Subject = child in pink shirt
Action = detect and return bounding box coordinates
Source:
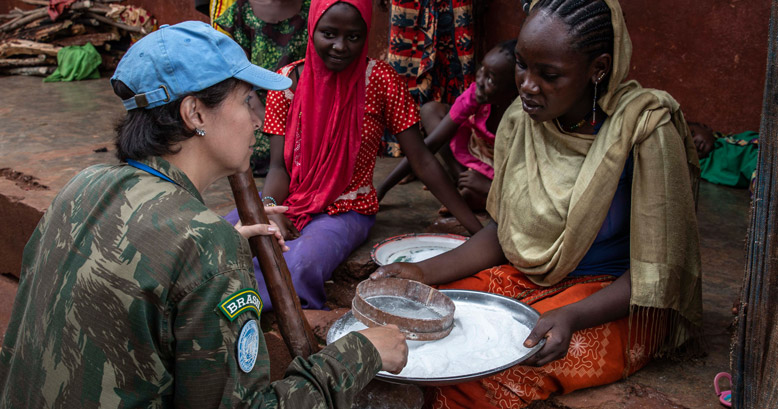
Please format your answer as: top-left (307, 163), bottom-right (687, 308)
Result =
top-left (377, 40), bottom-right (519, 210)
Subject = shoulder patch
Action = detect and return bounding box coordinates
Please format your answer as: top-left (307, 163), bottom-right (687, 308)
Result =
top-left (219, 288), bottom-right (263, 321)
top-left (237, 319), bottom-right (259, 373)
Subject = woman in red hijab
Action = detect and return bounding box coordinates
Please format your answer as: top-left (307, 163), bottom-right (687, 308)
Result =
top-left (225, 0), bottom-right (482, 311)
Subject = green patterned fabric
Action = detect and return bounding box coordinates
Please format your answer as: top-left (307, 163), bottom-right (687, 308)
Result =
top-left (700, 131), bottom-right (759, 189)
top-left (0, 156), bottom-right (381, 408)
top-left (214, 0), bottom-right (310, 170)
top-left (214, 0), bottom-right (310, 73)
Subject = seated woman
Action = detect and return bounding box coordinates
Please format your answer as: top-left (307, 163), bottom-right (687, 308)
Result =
top-left (225, 0), bottom-right (482, 311)
top-left (373, 0), bottom-right (703, 407)
top-left (377, 40), bottom-right (520, 211)
top-left (212, 0), bottom-right (311, 175)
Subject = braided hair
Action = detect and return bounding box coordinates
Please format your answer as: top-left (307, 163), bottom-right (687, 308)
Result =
top-left (524, 0), bottom-right (613, 62)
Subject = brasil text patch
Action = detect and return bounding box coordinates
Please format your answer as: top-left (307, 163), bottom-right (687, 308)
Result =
top-left (219, 288), bottom-right (262, 321)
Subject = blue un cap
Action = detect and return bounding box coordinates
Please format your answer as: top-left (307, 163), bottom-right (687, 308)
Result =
top-left (111, 21), bottom-right (291, 110)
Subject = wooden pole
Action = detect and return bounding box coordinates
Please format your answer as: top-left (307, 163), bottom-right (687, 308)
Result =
top-left (732, 0), bottom-right (778, 407)
top-left (0, 7), bottom-right (46, 32)
top-left (228, 170), bottom-right (320, 358)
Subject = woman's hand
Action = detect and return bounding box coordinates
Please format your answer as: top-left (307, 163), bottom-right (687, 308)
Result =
top-left (268, 213), bottom-right (300, 241)
top-left (234, 206), bottom-right (290, 251)
top-left (521, 271), bottom-right (632, 367)
top-left (521, 307), bottom-right (578, 367)
top-left (357, 325), bottom-right (408, 374)
top-left (370, 262), bottom-right (425, 283)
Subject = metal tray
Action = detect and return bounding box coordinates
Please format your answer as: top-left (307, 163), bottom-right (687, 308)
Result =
top-left (327, 289), bottom-right (544, 386)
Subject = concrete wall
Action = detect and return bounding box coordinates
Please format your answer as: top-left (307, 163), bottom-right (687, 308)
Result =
top-left (2, 0), bottom-right (770, 132)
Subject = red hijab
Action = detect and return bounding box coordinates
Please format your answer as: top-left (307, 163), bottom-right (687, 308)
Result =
top-left (283, 0), bottom-right (373, 230)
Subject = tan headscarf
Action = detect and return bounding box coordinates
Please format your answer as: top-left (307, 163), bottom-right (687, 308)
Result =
top-left (487, 0), bottom-right (703, 343)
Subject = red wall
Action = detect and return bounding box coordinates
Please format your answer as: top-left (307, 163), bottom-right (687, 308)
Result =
top-left (2, 0), bottom-right (206, 27)
top-left (480, 0), bottom-right (770, 134)
top-left (3, 0), bottom-right (770, 133)
top-left (127, 0), bottom-right (208, 24)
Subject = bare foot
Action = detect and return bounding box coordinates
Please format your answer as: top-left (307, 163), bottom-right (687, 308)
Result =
top-left (398, 173), bottom-right (417, 185)
top-left (458, 170), bottom-right (491, 210)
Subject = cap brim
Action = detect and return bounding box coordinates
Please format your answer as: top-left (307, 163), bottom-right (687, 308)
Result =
top-left (233, 63), bottom-right (291, 91)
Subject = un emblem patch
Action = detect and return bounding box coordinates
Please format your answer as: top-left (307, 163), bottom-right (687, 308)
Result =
top-left (237, 319), bottom-right (259, 373)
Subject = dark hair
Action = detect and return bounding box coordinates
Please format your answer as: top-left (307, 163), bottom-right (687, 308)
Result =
top-left (112, 78), bottom-right (241, 161)
top-left (530, 0), bottom-right (614, 61)
top-left (496, 39), bottom-right (518, 64)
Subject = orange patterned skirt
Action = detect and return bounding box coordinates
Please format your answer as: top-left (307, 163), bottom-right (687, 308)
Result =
top-left (428, 265), bottom-right (657, 409)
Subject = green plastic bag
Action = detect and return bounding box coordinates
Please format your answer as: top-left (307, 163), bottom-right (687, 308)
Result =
top-left (44, 42), bottom-right (101, 82)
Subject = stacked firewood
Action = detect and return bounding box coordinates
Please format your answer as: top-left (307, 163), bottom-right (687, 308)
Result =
top-left (0, 0), bottom-right (151, 76)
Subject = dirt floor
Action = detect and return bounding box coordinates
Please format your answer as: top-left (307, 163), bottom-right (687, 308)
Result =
top-left (0, 75), bottom-right (750, 408)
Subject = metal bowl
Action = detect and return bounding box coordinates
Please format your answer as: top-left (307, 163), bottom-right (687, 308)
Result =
top-left (328, 289), bottom-right (544, 386)
top-left (371, 233), bottom-right (467, 266)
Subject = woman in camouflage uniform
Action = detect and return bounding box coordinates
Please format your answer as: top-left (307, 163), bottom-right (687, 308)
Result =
top-left (0, 21), bottom-right (407, 409)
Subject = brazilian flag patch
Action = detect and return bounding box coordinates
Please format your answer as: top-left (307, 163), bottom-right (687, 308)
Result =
top-left (219, 288), bottom-right (263, 321)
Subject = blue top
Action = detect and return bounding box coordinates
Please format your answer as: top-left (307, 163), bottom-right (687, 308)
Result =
top-left (568, 152), bottom-right (633, 277)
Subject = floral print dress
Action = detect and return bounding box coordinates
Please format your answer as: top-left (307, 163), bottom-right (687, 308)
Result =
top-left (214, 0), bottom-right (311, 174)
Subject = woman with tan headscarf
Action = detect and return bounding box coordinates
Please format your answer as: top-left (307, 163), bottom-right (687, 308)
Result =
top-left (373, 0), bottom-right (702, 407)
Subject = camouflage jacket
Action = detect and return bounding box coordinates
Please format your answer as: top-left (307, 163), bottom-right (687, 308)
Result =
top-left (0, 157), bottom-right (381, 408)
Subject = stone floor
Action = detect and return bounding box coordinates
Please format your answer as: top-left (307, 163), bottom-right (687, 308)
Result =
top-left (0, 74), bottom-right (751, 408)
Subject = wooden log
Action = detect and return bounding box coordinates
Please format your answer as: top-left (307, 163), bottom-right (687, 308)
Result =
top-left (1, 8), bottom-right (40, 19)
top-left (53, 30), bottom-right (119, 47)
top-left (25, 19), bottom-right (73, 42)
top-left (84, 12), bottom-right (145, 34)
top-left (17, 1), bottom-right (111, 15)
top-left (228, 170), bottom-right (320, 359)
top-left (0, 8), bottom-right (47, 32)
top-left (0, 39), bottom-right (61, 58)
top-left (0, 55), bottom-right (49, 67)
top-left (68, 23), bottom-right (86, 36)
top-left (0, 65), bottom-right (55, 76)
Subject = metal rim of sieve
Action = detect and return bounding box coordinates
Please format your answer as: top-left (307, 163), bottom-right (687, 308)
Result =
top-left (352, 278), bottom-right (455, 341)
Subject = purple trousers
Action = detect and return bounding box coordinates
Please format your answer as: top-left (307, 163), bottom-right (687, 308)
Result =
top-left (224, 208), bottom-right (375, 310)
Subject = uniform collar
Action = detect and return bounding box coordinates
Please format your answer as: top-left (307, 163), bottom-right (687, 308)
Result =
top-left (133, 156), bottom-right (205, 204)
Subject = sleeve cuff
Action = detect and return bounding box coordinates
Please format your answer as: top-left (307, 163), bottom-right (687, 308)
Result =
top-left (322, 332), bottom-right (383, 379)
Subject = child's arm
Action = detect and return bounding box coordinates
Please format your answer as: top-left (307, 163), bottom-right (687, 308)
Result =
top-left (397, 124), bottom-right (483, 234)
top-left (377, 115), bottom-right (460, 201)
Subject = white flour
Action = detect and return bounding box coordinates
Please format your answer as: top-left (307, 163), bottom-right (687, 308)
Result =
top-left (331, 301), bottom-right (533, 378)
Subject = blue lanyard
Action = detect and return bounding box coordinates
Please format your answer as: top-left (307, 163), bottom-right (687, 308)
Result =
top-left (126, 159), bottom-right (177, 185)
